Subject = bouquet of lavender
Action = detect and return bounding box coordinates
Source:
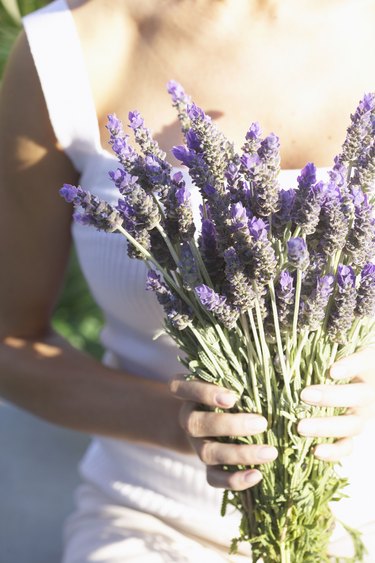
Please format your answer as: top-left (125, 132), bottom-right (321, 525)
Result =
top-left (60, 85), bottom-right (375, 562)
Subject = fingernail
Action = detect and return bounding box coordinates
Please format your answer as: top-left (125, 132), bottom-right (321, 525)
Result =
top-left (258, 446), bottom-right (278, 461)
top-left (215, 392), bottom-right (237, 408)
top-left (300, 388), bottom-right (323, 404)
top-left (244, 470), bottom-right (262, 485)
top-left (249, 416), bottom-right (268, 433)
top-left (298, 419), bottom-right (314, 436)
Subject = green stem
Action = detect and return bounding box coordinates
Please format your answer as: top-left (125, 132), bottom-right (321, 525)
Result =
top-left (189, 238), bottom-right (213, 287)
top-left (268, 280), bottom-right (293, 402)
top-left (253, 285), bottom-right (273, 421)
top-left (189, 325), bottom-right (227, 380)
top-left (155, 223), bottom-right (180, 268)
top-left (240, 314), bottom-right (262, 413)
top-left (292, 269), bottom-right (302, 347)
top-left (248, 309), bottom-right (263, 363)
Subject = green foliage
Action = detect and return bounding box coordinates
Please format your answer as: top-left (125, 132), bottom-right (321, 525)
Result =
top-left (0, 0), bottom-right (105, 358)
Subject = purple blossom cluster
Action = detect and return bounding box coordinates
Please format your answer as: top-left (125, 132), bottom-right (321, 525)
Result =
top-left (60, 86), bottom-right (375, 345)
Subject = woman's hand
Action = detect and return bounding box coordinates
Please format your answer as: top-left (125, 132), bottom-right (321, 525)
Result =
top-left (298, 347), bottom-right (375, 462)
top-left (170, 376), bottom-right (278, 491)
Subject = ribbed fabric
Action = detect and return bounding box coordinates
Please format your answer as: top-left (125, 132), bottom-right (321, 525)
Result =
top-left (23, 1), bottom-right (374, 555)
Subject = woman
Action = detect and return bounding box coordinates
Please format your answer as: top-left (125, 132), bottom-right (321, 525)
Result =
top-left (0, 0), bottom-right (374, 561)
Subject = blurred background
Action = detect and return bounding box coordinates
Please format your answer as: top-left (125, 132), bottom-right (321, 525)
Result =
top-left (0, 1), bottom-right (104, 561)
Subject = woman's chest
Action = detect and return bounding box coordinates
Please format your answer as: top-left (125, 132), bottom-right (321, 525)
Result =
top-left (80, 1), bottom-right (375, 168)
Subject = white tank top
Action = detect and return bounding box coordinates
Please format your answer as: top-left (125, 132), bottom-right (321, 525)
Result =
top-left (23, 0), bottom-right (374, 548)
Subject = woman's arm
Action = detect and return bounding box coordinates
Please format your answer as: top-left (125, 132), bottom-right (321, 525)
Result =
top-left (0, 32), bottom-right (189, 454)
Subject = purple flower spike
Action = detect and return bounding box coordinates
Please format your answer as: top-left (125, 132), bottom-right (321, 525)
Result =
top-left (359, 93), bottom-right (375, 114)
top-left (361, 263), bottom-right (375, 279)
top-left (145, 269), bottom-right (162, 291)
top-left (249, 217), bottom-right (268, 241)
top-left (106, 113), bottom-right (122, 136)
top-left (241, 153), bottom-right (260, 170)
top-left (356, 263), bottom-right (375, 318)
top-left (328, 265), bottom-right (357, 343)
top-left (230, 202), bottom-right (248, 230)
top-left (203, 183), bottom-right (216, 196)
top-left (297, 163), bottom-right (317, 189)
top-left (279, 270), bottom-right (294, 295)
top-left (276, 270), bottom-right (295, 329)
top-left (186, 129), bottom-right (201, 152)
top-left (195, 284), bottom-right (226, 311)
top-left (128, 110), bottom-right (144, 130)
top-left (167, 80), bottom-right (188, 104)
top-left (318, 275), bottom-right (335, 299)
top-left (258, 133), bottom-right (280, 159)
top-left (195, 284), bottom-right (239, 328)
top-left (60, 183), bottom-right (79, 203)
top-left (172, 145), bottom-right (195, 166)
top-left (337, 264), bottom-right (356, 290)
top-left (175, 184), bottom-right (191, 205)
top-left (187, 103), bottom-right (206, 121)
top-left (246, 122), bottom-right (262, 142)
top-left (287, 238), bottom-right (309, 270)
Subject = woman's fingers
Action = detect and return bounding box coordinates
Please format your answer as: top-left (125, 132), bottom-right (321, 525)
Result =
top-left (170, 376), bottom-right (238, 408)
top-left (330, 347), bottom-right (375, 381)
top-left (298, 414), bottom-right (364, 438)
top-left (314, 438), bottom-right (353, 462)
top-left (300, 383), bottom-right (375, 409)
top-left (179, 401), bottom-right (267, 438)
top-left (206, 466), bottom-right (263, 490)
top-left (194, 438), bottom-right (278, 466)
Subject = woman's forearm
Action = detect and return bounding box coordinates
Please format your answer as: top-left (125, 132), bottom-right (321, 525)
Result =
top-left (0, 330), bottom-right (191, 453)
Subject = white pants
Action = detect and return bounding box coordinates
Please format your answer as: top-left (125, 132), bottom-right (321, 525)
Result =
top-left (62, 482), bottom-right (375, 563)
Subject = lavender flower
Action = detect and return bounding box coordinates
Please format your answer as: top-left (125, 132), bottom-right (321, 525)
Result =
top-left (297, 162), bottom-right (317, 190)
top-left (195, 284), bottom-right (239, 328)
top-left (276, 270), bottom-right (295, 330)
top-left (164, 172), bottom-right (195, 242)
top-left (172, 99), bottom-right (234, 204)
top-left (298, 181), bottom-right (325, 236)
top-left (117, 185), bottom-right (160, 231)
top-left (272, 188), bottom-right (296, 235)
top-left (345, 192), bottom-right (375, 268)
top-left (328, 265), bottom-right (357, 343)
top-left (301, 275), bottom-right (335, 331)
top-left (356, 263), bottom-right (375, 318)
top-left (223, 247), bottom-right (256, 313)
top-left (175, 181), bottom-right (196, 241)
top-left (316, 181), bottom-right (349, 256)
top-left (146, 270), bottom-right (192, 330)
top-left (178, 242), bottom-right (200, 290)
top-left (350, 143), bottom-right (375, 195)
top-left (106, 114), bottom-right (137, 168)
top-left (247, 133), bottom-right (281, 217)
top-left (128, 110), bottom-right (166, 160)
top-left (241, 122), bottom-right (262, 156)
top-left (287, 238), bottom-right (309, 270)
top-left (339, 93), bottom-right (375, 164)
top-left (198, 218), bottom-right (225, 287)
top-left (248, 217), bottom-right (277, 289)
top-left (59, 184), bottom-right (123, 232)
top-left (167, 80), bottom-right (191, 132)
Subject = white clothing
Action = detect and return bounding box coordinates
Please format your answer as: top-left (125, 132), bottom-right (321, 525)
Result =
top-left (23, 1), bottom-right (375, 561)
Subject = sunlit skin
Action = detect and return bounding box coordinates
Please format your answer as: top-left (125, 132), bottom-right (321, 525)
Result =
top-left (0, 0), bottom-right (374, 492)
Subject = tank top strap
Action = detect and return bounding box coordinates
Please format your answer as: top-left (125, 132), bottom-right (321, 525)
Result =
top-left (22, 0), bottom-right (102, 173)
